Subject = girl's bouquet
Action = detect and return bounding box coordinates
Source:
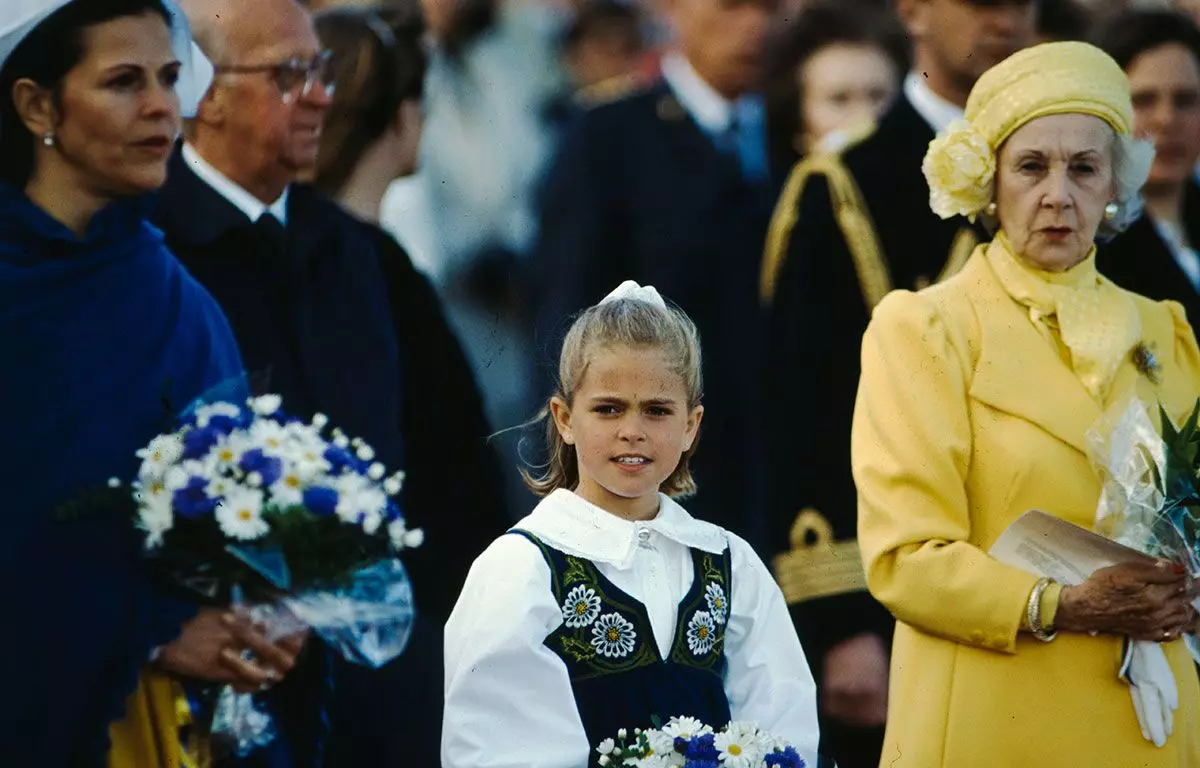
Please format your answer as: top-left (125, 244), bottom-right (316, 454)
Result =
top-left (121, 393), bottom-right (422, 754)
top-left (595, 717), bottom-right (806, 768)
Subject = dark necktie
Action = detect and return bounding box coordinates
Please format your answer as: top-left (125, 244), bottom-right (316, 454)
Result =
top-left (254, 212), bottom-right (287, 257)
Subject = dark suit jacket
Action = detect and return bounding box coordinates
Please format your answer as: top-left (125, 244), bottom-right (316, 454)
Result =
top-left (530, 81), bottom-right (779, 552)
top-left (153, 151), bottom-right (508, 766)
top-left (1098, 182), bottom-right (1200, 327)
top-left (765, 93), bottom-right (980, 672)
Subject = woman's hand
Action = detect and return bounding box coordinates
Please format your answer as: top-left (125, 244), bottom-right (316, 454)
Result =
top-left (1056, 560), bottom-right (1196, 642)
top-left (154, 608), bottom-right (308, 693)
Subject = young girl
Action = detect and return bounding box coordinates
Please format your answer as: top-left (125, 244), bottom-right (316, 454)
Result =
top-left (442, 281), bottom-right (820, 767)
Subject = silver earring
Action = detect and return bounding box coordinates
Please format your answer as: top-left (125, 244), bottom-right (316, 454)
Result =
top-left (1104, 201), bottom-right (1119, 221)
top-left (985, 201), bottom-right (997, 217)
top-left (42, 132), bottom-right (54, 147)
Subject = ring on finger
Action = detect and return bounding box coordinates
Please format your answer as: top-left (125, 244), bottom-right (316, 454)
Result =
top-left (239, 648), bottom-right (255, 663)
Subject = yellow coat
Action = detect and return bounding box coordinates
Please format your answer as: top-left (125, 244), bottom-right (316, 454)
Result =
top-left (853, 250), bottom-right (1200, 767)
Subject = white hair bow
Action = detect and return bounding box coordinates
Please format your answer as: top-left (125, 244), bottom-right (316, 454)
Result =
top-left (599, 280), bottom-right (667, 310)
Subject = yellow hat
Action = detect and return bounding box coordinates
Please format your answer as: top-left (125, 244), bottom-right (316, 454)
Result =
top-left (923, 41), bottom-right (1134, 220)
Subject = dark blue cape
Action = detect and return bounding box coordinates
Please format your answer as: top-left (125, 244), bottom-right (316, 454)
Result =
top-left (0, 181), bottom-right (244, 765)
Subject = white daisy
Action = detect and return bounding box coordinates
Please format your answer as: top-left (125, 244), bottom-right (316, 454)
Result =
top-left (713, 722), bottom-right (763, 768)
top-left (402, 528), bottom-right (424, 548)
top-left (137, 493), bottom-right (175, 549)
top-left (561, 585), bottom-right (603, 628)
top-left (215, 488), bottom-right (269, 541)
top-left (208, 433), bottom-right (249, 471)
top-left (335, 475), bottom-right (388, 525)
top-left (136, 433), bottom-right (184, 478)
top-left (270, 468), bottom-right (308, 508)
top-left (247, 394), bottom-right (282, 416)
top-left (686, 611), bottom-right (718, 656)
top-left (249, 419), bottom-right (290, 454)
top-left (596, 738), bottom-right (615, 756)
top-left (645, 730), bottom-right (679, 758)
top-left (661, 717), bottom-right (712, 741)
top-left (194, 401), bottom-right (242, 428)
top-left (590, 613), bottom-right (636, 658)
top-left (704, 582), bottom-right (728, 624)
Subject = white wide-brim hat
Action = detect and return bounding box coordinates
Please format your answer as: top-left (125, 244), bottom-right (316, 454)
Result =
top-left (0, 0), bottom-right (212, 125)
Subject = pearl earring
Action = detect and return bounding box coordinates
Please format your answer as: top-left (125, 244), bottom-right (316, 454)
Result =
top-left (984, 201), bottom-right (997, 217)
top-left (1104, 201), bottom-right (1119, 221)
top-left (42, 132), bottom-right (54, 147)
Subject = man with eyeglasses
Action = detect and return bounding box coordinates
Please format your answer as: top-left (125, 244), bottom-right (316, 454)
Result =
top-left (153, 0), bottom-right (507, 765)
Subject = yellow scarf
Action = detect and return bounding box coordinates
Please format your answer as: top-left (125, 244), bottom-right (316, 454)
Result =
top-left (985, 231), bottom-right (1140, 402)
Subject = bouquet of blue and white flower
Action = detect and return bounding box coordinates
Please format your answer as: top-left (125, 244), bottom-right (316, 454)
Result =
top-left (121, 393), bottom-right (422, 754)
top-left (595, 717), bottom-right (806, 768)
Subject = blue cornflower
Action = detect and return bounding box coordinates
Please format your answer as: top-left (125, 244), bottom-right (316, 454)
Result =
top-left (323, 445), bottom-right (359, 475)
top-left (173, 476), bottom-right (218, 518)
top-left (181, 426), bottom-right (220, 461)
top-left (766, 746), bottom-right (806, 768)
top-left (240, 448), bottom-right (283, 488)
top-left (682, 760), bottom-right (719, 768)
top-left (684, 734), bottom-right (719, 762)
top-left (303, 486), bottom-right (339, 517)
top-left (385, 499), bottom-right (404, 523)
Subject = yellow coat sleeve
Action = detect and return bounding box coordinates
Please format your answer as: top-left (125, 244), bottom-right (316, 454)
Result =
top-left (853, 290), bottom-right (1039, 653)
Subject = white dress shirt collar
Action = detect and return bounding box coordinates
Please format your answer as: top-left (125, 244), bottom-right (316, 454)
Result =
top-left (514, 488), bottom-right (728, 568)
top-left (182, 142), bottom-right (289, 224)
top-left (660, 52), bottom-right (736, 134)
top-left (904, 72), bottom-right (964, 135)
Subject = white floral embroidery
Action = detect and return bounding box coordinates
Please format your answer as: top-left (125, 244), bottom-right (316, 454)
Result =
top-left (561, 584), bottom-right (602, 628)
top-left (686, 610), bottom-right (717, 656)
top-left (705, 582), bottom-right (728, 624)
top-left (591, 613), bottom-right (637, 658)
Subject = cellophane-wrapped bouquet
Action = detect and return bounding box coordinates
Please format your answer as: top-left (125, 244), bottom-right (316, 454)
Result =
top-left (1088, 397), bottom-right (1200, 745)
top-left (595, 717), bottom-right (806, 768)
top-left (1089, 397), bottom-right (1200, 583)
top-left (122, 393), bottom-right (423, 754)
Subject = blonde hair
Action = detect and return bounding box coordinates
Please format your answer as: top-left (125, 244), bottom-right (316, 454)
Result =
top-left (523, 297), bottom-right (703, 498)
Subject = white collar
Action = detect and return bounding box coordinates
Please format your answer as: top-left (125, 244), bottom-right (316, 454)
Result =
top-left (660, 52), bottom-right (737, 134)
top-left (903, 72), bottom-right (964, 135)
top-left (513, 489), bottom-right (728, 568)
top-left (182, 142), bottom-right (289, 224)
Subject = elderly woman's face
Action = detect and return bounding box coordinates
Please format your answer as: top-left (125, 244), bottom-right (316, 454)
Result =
top-left (994, 113), bottom-right (1116, 272)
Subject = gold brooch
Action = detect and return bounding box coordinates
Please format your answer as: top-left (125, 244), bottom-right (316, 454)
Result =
top-left (1132, 341), bottom-right (1162, 385)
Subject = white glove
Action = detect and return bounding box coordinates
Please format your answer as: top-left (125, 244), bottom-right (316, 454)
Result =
top-left (1124, 638), bottom-right (1178, 747)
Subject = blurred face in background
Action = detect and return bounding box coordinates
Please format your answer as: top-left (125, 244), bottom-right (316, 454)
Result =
top-left (900, 0), bottom-right (1036, 99)
top-left (1126, 42), bottom-right (1200, 191)
top-left (199, 0), bottom-right (333, 198)
top-left (800, 42), bottom-right (898, 151)
top-left (666, 0), bottom-right (778, 99)
top-left (565, 22), bottom-right (645, 89)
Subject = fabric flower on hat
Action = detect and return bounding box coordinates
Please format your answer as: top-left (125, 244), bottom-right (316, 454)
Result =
top-left (923, 119), bottom-right (995, 221)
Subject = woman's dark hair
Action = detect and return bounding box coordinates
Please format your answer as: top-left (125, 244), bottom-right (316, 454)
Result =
top-left (762, 0), bottom-right (909, 174)
top-left (1093, 8), bottom-right (1200, 73)
top-left (313, 8), bottom-right (427, 196)
top-left (0, 0), bottom-right (171, 189)
top-left (1035, 0), bottom-right (1090, 43)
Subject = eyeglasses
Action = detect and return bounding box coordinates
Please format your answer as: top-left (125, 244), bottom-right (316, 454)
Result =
top-left (214, 50), bottom-right (336, 103)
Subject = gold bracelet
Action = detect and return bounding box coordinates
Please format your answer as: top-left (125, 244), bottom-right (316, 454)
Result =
top-left (1027, 577), bottom-right (1058, 642)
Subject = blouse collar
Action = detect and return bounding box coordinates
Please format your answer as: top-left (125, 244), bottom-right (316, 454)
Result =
top-left (514, 488), bottom-right (728, 568)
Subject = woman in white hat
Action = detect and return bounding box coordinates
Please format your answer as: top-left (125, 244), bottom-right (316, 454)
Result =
top-left (0, 2), bottom-right (302, 765)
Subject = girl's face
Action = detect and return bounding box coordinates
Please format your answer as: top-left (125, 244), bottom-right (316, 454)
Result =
top-left (550, 344), bottom-right (702, 521)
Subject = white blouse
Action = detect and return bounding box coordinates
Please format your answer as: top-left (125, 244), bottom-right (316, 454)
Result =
top-left (442, 489), bottom-right (820, 768)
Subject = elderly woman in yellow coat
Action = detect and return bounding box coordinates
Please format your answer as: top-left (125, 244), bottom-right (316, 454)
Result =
top-left (852, 41), bottom-right (1200, 767)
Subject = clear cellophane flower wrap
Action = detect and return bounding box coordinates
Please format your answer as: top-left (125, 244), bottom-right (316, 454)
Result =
top-left (1086, 397), bottom-right (1200, 663)
top-left (209, 559), bottom-right (417, 755)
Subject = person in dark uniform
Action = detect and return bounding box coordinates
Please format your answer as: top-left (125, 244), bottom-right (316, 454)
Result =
top-left (760, 2), bottom-right (1037, 767)
top-left (1095, 9), bottom-right (1200, 326)
top-left (530, 0), bottom-right (780, 554)
top-left (159, 0), bottom-right (509, 765)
